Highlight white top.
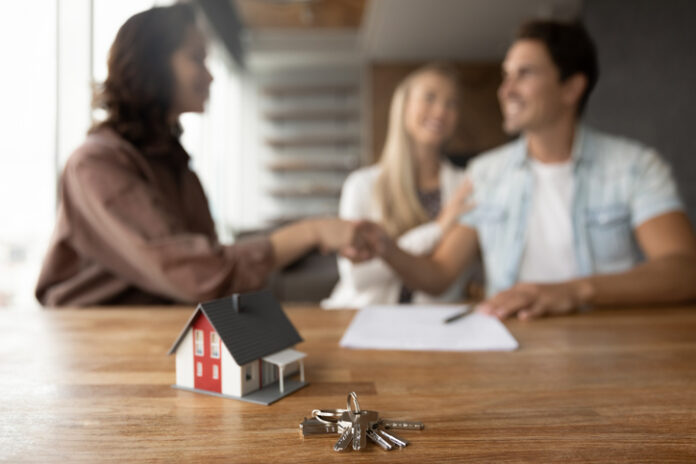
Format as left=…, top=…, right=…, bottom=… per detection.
left=321, top=160, right=469, bottom=309
left=518, top=159, right=578, bottom=283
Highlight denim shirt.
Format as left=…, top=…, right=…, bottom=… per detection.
left=460, top=125, right=683, bottom=296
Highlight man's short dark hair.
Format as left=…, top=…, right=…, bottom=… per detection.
left=517, top=19, right=599, bottom=115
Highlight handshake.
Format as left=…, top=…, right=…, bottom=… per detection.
left=315, top=219, right=391, bottom=263
left=316, top=179, right=474, bottom=263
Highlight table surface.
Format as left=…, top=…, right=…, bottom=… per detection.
left=1, top=304, right=695, bottom=463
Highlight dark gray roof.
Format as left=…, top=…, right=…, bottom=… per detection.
left=167, top=290, right=303, bottom=366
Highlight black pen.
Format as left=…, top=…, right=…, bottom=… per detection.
left=443, top=305, right=474, bottom=324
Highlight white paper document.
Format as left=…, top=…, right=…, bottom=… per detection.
left=339, top=305, right=519, bottom=351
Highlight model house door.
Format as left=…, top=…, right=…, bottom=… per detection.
left=192, top=314, right=222, bottom=393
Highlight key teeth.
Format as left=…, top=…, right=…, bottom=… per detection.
left=382, top=419, right=425, bottom=430
left=367, top=429, right=393, bottom=451
left=377, top=428, right=409, bottom=448
left=300, top=417, right=338, bottom=437
left=354, top=421, right=370, bottom=451
left=352, top=423, right=361, bottom=451
left=333, top=428, right=353, bottom=452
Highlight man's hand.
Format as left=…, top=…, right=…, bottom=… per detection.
left=312, top=218, right=375, bottom=262
left=478, top=280, right=595, bottom=321
left=343, top=220, right=393, bottom=260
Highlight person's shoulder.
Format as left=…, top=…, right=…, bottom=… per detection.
left=67, top=127, right=137, bottom=168
left=63, top=127, right=145, bottom=185
left=439, top=158, right=468, bottom=187
left=343, top=164, right=381, bottom=190
left=467, top=137, right=522, bottom=178
left=339, top=164, right=381, bottom=217
left=583, top=126, right=662, bottom=168
left=347, top=164, right=380, bottom=179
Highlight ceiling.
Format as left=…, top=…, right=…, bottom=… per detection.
left=234, top=0, right=367, bottom=29
left=228, top=0, right=583, bottom=67
left=362, top=0, right=582, bottom=61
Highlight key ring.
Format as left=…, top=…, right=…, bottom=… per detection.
left=347, top=391, right=360, bottom=414
left=312, top=408, right=348, bottom=424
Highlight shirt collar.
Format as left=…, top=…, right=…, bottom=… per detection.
left=512, top=123, right=590, bottom=168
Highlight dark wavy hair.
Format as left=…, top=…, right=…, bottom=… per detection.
left=517, top=19, right=599, bottom=115
left=92, top=3, right=196, bottom=150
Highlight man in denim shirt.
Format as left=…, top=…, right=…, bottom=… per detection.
left=356, top=20, right=696, bottom=319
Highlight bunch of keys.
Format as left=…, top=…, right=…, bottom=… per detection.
left=299, top=392, right=424, bottom=451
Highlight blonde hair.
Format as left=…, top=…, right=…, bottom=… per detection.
left=373, top=63, right=460, bottom=238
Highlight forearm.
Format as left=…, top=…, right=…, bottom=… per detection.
left=269, top=219, right=321, bottom=269
left=380, top=240, right=456, bottom=295
left=577, top=254, right=696, bottom=307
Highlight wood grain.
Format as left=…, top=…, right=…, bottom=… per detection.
left=1, top=305, right=695, bottom=462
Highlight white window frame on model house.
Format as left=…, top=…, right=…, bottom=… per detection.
left=210, top=331, right=220, bottom=359
left=194, top=329, right=204, bottom=356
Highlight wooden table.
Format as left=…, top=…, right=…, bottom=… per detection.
left=1, top=305, right=695, bottom=463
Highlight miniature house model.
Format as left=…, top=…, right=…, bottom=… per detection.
left=168, top=290, right=307, bottom=405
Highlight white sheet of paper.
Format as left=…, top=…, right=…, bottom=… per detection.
left=339, top=305, right=518, bottom=351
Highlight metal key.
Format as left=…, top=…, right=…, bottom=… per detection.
left=376, top=427, right=409, bottom=447
left=299, top=417, right=338, bottom=437
left=301, top=392, right=424, bottom=452
left=366, top=428, right=393, bottom=450
left=380, top=419, right=425, bottom=430
left=333, top=424, right=354, bottom=451
left=336, top=410, right=374, bottom=451
left=339, top=392, right=379, bottom=451
left=311, top=408, right=348, bottom=426
left=352, top=410, right=379, bottom=451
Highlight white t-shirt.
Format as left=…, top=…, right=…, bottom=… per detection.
left=518, top=159, right=577, bottom=283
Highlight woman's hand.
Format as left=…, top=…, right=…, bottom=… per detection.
left=437, top=178, right=475, bottom=232
left=311, top=218, right=374, bottom=262
left=348, top=220, right=393, bottom=259
left=271, top=218, right=375, bottom=269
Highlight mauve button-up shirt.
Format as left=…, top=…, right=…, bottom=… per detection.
left=36, top=127, right=273, bottom=307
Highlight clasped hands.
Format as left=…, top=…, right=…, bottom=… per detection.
left=339, top=220, right=390, bottom=262
left=326, top=219, right=594, bottom=321
left=335, top=178, right=476, bottom=262
left=314, top=218, right=388, bottom=263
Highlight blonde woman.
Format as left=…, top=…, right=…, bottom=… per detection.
left=322, top=63, right=473, bottom=308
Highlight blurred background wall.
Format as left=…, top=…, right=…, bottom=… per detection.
left=583, top=0, right=696, bottom=225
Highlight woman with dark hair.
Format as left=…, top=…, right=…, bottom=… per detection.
left=36, top=4, right=368, bottom=306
